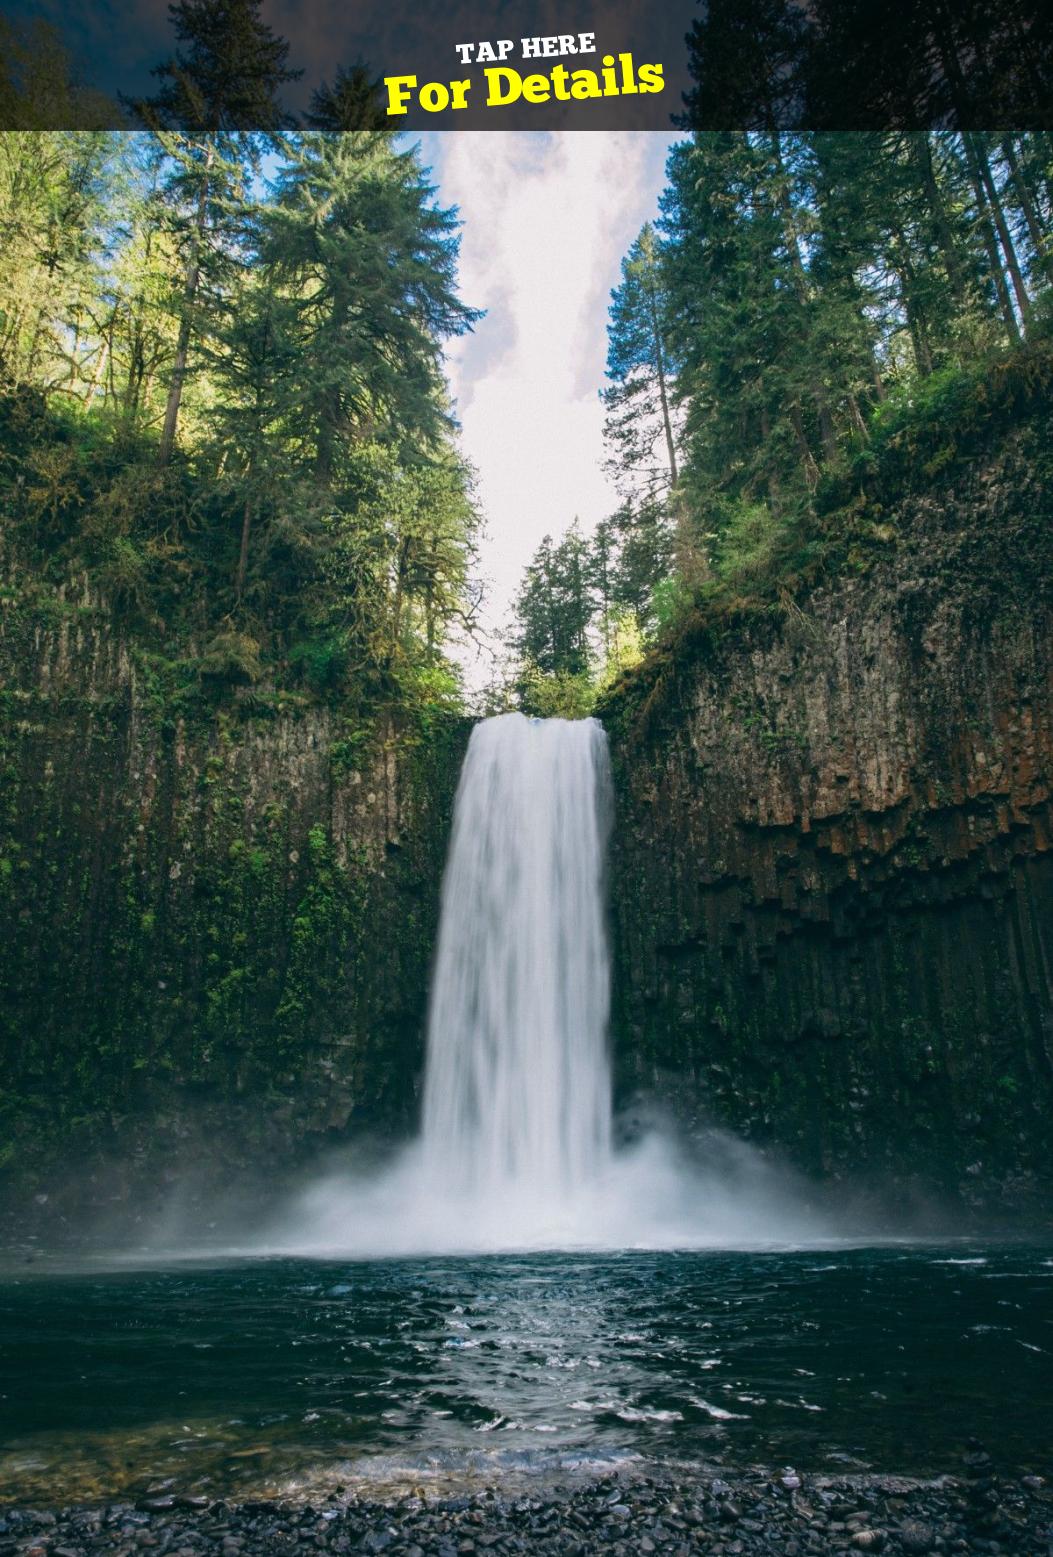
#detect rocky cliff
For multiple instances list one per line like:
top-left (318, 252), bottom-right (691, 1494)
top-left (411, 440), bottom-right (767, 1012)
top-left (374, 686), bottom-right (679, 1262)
top-left (3, 366), bottom-right (1052, 1226)
top-left (602, 410), bottom-right (1053, 1209)
top-left (0, 574), bottom-right (469, 1209)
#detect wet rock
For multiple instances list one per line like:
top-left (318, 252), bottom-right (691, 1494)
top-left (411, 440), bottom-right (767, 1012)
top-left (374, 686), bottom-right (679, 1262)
top-left (7, 1463), bottom-right (1053, 1557)
top-left (898, 1520), bottom-right (936, 1553)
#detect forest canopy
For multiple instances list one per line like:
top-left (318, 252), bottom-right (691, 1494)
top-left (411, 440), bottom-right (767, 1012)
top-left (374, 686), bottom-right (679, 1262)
top-left (512, 131), bottom-right (1053, 717)
top-left (0, 125), bottom-right (480, 718)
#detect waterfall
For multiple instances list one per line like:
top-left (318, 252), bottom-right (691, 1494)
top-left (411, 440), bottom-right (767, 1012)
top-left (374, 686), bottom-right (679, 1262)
top-left (421, 713), bottom-right (614, 1223)
top-left (259, 714), bottom-right (838, 1255)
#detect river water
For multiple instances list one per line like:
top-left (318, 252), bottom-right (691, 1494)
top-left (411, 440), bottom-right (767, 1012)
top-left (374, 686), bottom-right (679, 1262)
top-left (1, 1245), bottom-right (1051, 1504)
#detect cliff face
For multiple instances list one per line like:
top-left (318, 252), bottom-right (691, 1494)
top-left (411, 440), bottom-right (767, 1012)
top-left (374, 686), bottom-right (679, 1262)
top-left (0, 576), bottom-right (469, 1202)
top-left (4, 393), bottom-right (1052, 1225)
top-left (602, 424), bottom-right (1053, 1207)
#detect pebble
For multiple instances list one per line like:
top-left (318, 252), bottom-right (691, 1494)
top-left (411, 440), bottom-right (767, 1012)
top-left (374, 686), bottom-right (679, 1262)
top-left (2, 1465), bottom-right (1049, 1557)
top-left (899, 1518), bottom-right (936, 1552)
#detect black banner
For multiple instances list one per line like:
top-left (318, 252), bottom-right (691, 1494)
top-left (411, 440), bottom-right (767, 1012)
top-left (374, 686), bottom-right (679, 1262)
top-left (1, 0), bottom-right (1050, 129)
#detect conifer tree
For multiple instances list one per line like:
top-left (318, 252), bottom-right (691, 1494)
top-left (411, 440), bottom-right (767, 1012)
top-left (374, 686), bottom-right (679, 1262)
top-left (306, 65), bottom-right (390, 131)
top-left (602, 223), bottom-right (679, 499)
top-left (265, 133), bottom-right (477, 483)
top-left (130, 0), bottom-right (299, 463)
top-left (132, 0), bottom-right (298, 132)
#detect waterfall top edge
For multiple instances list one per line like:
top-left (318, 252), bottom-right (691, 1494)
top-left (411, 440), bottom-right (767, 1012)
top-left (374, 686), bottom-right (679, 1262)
top-left (473, 711), bottom-right (605, 732)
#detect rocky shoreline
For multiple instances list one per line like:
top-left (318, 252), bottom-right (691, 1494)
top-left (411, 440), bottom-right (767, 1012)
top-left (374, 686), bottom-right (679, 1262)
top-left (2, 1460), bottom-right (1050, 1557)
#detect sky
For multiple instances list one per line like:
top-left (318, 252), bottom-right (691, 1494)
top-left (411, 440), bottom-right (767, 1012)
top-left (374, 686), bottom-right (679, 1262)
top-left (414, 130), bottom-right (680, 686)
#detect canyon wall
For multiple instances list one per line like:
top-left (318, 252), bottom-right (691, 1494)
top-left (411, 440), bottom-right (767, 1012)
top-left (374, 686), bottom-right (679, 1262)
top-left (0, 576), bottom-right (469, 1209)
top-left (3, 386), bottom-right (1052, 1223)
top-left (602, 421), bottom-right (1053, 1208)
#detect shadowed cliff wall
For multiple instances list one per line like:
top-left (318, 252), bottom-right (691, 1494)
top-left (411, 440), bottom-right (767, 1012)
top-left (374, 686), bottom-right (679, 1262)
top-left (602, 419), bottom-right (1053, 1208)
top-left (0, 577), bottom-right (470, 1209)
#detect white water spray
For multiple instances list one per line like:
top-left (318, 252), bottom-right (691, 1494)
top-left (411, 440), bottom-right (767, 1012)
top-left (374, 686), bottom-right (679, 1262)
top-left (258, 714), bottom-right (836, 1255)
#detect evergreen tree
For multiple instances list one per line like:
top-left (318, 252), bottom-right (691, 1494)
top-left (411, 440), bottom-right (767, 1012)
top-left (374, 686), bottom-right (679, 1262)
top-left (130, 0), bottom-right (298, 131)
top-left (0, 18), bottom-right (116, 130)
top-left (678, 0), bottom-right (1053, 129)
top-left (200, 273), bottom-right (300, 601)
top-left (129, 0), bottom-right (299, 463)
top-left (265, 133), bottom-right (477, 482)
top-left (602, 223), bottom-right (680, 503)
top-left (599, 129), bottom-right (1053, 647)
top-left (306, 65), bottom-right (390, 131)
top-left (515, 524), bottom-right (594, 679)
top-left (0, 127), bottom-right (482, 716)
top-left (148, 130), bottom-right (260, 463)
top-left (0, 130), bottom-right (118, 389)
top-left (678, 0), bottom-right (809, 129)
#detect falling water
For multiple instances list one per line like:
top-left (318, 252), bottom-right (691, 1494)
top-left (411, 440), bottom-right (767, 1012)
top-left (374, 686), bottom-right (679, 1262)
top-left (421, 713), bottom-right (613, 1215)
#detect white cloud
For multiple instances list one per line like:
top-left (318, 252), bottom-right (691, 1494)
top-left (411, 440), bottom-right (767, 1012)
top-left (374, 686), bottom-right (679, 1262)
top-left (415, 130), bottom-right (677, 685)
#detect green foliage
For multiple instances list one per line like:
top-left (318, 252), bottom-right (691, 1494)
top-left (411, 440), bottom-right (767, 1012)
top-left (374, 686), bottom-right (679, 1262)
top-left (518, 665), bottom-right (597, 721)
top-left (0, 128), bottom-right (481, 725)
top-left (199, 629), bottom-right (263, 683)
top-left (0, 19), bottom-right (117, 128)
top-left (274, 824), bottom-right (367, 1058)
top-left (514, 523), bottom-right (594, 679)
top-left (590, 131), bottom-right (1052, 676)
top-left (602, 223), bottom-right (680, 505)
top-left (679, 0), bottom-right (1049, 131)
top-left (511, 519), bottom-right (640, 716)
top-left (128, 0), bottom-right (298, 131)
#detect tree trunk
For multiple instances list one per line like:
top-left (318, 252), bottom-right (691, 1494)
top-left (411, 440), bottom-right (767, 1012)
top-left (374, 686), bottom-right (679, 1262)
top-left (930, 0), bottom-right (973, 121)
top-left (789, 402), bottom-right (820, 490)
top-left (1001, 136), bottom-right (1051, 283)
top-left (646, 282), bottom-right (678, 487)
top-left (769, 133), bottom-right (810, 300)
top-left (391, 538), bottom-right (410, 648)
top-left (235, 494), bottom-right (252, 600)
top-left (85, 336), bottom-right (110, 409)
top-left (158, 143), bottom-right (214, 466)
top-left (771, 133), bottom-right (841, 463)
top-left (959, 136), bottom-right (1020, 340)
top-left (66, 313), bottom-right (81, 388)
top-left (125, 323), bottom-right (145, 420)
top-left (760, 406), bottom-right (782, 514)
top-left (912, 135), bottom-right (967, 304)
top-left (898, 249), bottom-right (934, 375)
top-left (158, 278), bottom-right (197, 464)
top-left (968, 134), bottom-right (1031, 323)
top-left (425, 563), bottom-right (436, 659)
top-left (847, 392), bottom-right (869, 440)
top-left (815, 394), bottom-right (839, 462)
